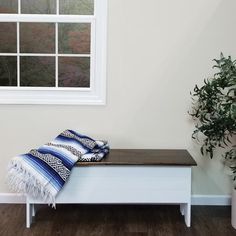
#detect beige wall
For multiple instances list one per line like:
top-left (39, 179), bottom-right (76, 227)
top-left (0, 0), bottom-right (236, 195)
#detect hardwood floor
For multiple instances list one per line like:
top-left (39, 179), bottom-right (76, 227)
top-left (0, 204), bottom-right (235, 236)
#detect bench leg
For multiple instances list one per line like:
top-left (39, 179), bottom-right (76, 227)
top-left (184, 203), bottom-right (191, 227)
top-left (180, 204), bottom-right (185, 216)
top-left (32, 204), bottom-right (36, 217)
top-left (26, 202), bottom-right (32, 228)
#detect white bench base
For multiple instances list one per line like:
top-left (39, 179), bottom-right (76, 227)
top-left (26, 166), bottom-right (192, 228)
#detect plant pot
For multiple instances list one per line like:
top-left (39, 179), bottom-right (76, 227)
top-left (232, 188), bottom-right (236, 229)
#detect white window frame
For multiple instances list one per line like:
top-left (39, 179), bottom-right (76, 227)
top-left (0, 0), bottom-right (107, 105)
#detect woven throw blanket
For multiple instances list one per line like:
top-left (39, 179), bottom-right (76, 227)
top-left (7, 130), bottom-right (109, 206)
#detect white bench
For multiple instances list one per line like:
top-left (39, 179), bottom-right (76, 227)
top-left (26, 149), bottom-right (197, 228)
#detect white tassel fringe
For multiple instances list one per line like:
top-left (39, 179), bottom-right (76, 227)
top-left (6, 158), bottom-right (56, 207)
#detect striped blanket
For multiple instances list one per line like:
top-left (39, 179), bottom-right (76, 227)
top-left (7, 130), bottom-right (109, 206)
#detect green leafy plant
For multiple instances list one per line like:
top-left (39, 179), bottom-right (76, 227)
top-left (190, 53), bottom-right (236, 180)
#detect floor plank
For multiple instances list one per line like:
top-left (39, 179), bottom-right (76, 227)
top-left (0, 204), bottom-right (235, 236)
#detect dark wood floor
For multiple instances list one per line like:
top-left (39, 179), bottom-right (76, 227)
top-left (0, 204), bottom-right (235, 236)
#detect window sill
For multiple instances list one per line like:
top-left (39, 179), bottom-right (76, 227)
top-left (0, 88), bottom-right (106, 105)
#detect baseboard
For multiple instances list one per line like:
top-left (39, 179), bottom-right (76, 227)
top-left (191, 194), bottom-right (231, 206)
top-left (0, 193), bottom-right (26, 204)
top-left (0, 193), bottom-right (231, 205)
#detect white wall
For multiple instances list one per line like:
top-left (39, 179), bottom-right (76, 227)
top-left (0, 0), bottom-right (235, 195)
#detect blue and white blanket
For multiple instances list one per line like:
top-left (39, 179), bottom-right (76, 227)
top-left (7, 130), bottom-right (109, 206)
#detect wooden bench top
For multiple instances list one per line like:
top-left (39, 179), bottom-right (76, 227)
top-left (76, 149), bottom-right (197, 166)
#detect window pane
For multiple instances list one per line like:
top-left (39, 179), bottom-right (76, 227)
top-left (59, 0), bottom-right (94, 15)
top-left (0, 57), bottom-right (17, 86)
top-left (20, 23), bottom-right (55, 53)
top-left (21, 0), bottom-right (56, 14)
top-left (0, 0), bottom-right (17, 13)
top-left (20, 57), bottom-right (55, 87)
top-left (58, 57), bottom-right (90, 87)
top-left (58, 23), bottom-right (90, 54)
top-left (0, 23), bottom-right (17, 53)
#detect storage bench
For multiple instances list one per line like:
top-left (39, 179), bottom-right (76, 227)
top-left (26, 149), bottom-right (197, 228)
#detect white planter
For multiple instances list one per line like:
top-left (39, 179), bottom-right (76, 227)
top-left (232, 188), bottom-right (236, 229)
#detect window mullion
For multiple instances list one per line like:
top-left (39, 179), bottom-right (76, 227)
top-left (17, 21), bottom-right (20, 87)
top-left (57, 0), bottom-right (60, 15)
top-left (17, 0), bottom-right (21, 87)
top-left (18, 0), bottom-right (21, 14)
top-left (55, 0), bottom-right (59, 87)
top-left (55, 22), bottom-right (58, 88)
top-left (0, 14), bottom-right (95, 23)
top-left (90, 19), bottom-right (96, 91)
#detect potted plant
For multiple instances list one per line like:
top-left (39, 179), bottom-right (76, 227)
top-left (190, 53), bottom-right (236, 228)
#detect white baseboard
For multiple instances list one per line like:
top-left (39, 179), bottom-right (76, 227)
top-left (191, 194), bottom-right (231, 206)
top-left (0, 193), bottom-right (231, 205)
top-left (0, 193), bottom-right (26, 204)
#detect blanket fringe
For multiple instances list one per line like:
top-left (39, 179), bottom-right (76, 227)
top-left (6, 158), bottom-right (56, 207)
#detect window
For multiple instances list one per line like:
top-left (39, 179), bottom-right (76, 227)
top-left (0, 0), bottom-right (107, 104)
